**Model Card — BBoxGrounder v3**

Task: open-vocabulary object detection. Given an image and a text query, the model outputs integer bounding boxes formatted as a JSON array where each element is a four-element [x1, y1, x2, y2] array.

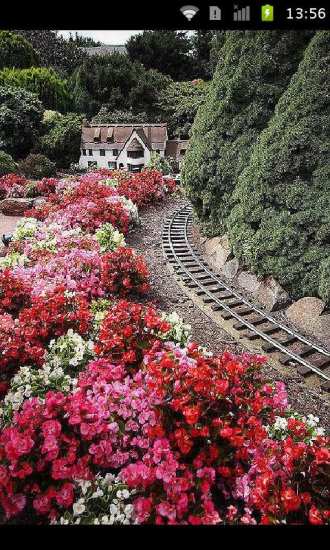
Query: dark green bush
[[182, 31, 312, 236], [38, 113, 83, 168], [18, 153, 56, 179], [0, 86, 44, 157], [0, 151, 16, 176], [228, 32, 330, 305], [0, 67, 72, 112], [0, 31, 39, 70]]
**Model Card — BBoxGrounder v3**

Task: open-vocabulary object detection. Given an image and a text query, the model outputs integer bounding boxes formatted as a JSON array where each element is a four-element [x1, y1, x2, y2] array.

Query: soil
[[127, 193, 330, 430]]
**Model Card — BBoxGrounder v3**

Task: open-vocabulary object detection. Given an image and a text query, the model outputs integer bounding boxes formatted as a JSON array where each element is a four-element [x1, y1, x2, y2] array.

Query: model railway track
[[162, 204, 330, 392]]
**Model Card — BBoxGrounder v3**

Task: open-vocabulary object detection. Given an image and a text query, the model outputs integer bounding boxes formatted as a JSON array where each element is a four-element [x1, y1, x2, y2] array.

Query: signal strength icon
[[180, 5, 199, 21]]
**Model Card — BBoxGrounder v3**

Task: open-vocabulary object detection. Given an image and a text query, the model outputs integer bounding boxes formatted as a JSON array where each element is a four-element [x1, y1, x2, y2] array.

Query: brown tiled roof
[[82, 124, 167, 147]]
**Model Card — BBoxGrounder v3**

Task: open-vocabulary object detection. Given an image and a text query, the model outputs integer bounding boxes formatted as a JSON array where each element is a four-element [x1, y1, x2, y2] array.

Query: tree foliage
[[228, 32, 330, 304], [69, 53, 171, 118], [0, 67, 72, 112], [92, 108, 149, 125], [0, 31, 39, 70], [0, 151, 16, 176], [14, 30, 84, 77], [182, 31, 312, 236], [68, 32, 102, 47], [126, 31, 194, 80], [158, 80, 210, 139], [0, 86, 44, 158], [18, 153, 56, 179], [38, 112, 83, 168]]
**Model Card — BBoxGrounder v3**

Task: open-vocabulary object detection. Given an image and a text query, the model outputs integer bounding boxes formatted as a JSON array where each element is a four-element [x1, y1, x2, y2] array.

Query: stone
[[204, 234, 231, 270], [32, 197, 46, 208], [286, 297, 330, 346], [237, 270, 261, 294], [222, 258, 240, 280], [287, 297, 325, 324], [256, 276, 290, 311], [0, 198, 33, 216]]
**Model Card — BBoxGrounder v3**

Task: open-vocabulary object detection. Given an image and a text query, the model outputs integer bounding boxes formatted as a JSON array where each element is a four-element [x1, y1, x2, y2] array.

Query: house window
[[89, 149, 93, 156], [82, 149, 86, 156], [108, 161, 117, 169], [128, 163, 144, 173], [112, 149, 118, 156], [88, 161, 97, 168], [100, 149, 105, 156], [127, 150, 144, 159]]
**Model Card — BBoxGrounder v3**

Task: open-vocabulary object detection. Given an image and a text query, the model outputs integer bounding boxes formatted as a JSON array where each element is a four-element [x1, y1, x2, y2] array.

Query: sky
[[58, 30, 142, 45]]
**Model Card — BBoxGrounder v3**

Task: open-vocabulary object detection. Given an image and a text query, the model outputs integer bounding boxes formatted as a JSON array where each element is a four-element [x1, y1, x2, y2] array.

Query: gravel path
[[127, 194, 330, 430]]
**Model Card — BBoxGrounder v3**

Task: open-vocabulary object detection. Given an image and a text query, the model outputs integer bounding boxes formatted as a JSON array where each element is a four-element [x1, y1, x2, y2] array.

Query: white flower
[[73, 502, 86, 516]]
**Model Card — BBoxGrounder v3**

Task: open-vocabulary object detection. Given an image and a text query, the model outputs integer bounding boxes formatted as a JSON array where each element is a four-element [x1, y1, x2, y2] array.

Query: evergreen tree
[[0, 86, 44, 158], [182, 31, 312, 236], [0, 31, 39, 70], [0, 67, 71, 112], [228, 32, 330, 304]]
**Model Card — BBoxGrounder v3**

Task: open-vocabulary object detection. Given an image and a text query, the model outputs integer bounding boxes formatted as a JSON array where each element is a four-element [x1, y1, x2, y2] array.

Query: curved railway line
[[162, 204, 330, 393]]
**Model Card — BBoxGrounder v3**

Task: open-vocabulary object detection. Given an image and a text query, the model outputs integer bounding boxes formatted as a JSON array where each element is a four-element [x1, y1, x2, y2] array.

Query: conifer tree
[[182, 31, 312, 236], [228, 32, 330, 304]]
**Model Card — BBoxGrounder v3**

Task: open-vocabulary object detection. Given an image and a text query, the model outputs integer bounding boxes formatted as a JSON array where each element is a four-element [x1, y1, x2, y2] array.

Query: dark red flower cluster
[[118, 170, 176, 207], [101, 247, 150, 296], [0, 270, 31, 315], [0, 288, 92, 375], [94, 299, 171, 366]]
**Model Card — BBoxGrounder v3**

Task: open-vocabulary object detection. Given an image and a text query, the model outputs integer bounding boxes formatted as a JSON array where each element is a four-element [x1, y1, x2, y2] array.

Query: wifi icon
[[180, 5, 200, 21]]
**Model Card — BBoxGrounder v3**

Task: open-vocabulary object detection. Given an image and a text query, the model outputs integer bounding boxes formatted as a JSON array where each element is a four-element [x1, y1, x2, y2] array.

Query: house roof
[[81, 124, 168, 148], [81, 45, 127, 57]]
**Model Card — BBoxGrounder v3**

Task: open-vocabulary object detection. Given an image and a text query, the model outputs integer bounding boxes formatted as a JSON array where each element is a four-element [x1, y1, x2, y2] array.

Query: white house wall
[[79, 130, 156, 171]]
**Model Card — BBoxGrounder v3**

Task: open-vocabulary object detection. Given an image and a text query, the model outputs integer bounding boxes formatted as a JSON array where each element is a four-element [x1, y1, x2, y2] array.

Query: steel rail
[[162, 204, 330, 384]]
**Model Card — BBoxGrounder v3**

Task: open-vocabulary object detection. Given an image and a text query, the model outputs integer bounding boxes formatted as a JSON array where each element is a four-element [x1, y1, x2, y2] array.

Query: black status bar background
[[0, 0, 330, 30]]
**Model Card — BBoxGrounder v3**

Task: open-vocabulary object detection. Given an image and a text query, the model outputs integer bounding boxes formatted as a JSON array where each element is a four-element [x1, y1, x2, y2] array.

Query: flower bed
[[0, 169, 329, 525]]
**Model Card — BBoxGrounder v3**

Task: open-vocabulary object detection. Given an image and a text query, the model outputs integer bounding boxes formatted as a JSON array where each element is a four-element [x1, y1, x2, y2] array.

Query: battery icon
[[261, 4, 274, 21]]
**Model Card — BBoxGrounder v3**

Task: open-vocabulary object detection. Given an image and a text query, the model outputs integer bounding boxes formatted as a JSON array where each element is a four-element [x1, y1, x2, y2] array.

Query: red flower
[[281, 488, 301, 513]]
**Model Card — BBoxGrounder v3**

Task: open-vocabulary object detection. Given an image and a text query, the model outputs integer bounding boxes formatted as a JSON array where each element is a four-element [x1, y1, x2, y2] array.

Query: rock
[[286, 298, 330, 346], [237, 271, 261, 294], [222, 258, 240, 280], [256, 276, 290, 311], [0, 198, 33, 216], [32, 197, 46, 208], [287, 297, 325, 324], [204, 234, 231, 270]]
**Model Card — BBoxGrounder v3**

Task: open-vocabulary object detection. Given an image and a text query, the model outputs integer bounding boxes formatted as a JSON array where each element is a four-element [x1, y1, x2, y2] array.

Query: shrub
[[228, 32, 330, 304], [146, 152, 171, 176], [0, 31, 39, 70], [0, 67, 72, 112], [182, 31, 312, 236], [319, 258, 330, 305], [18, 154, 56, 179], [39, 113, 83, 168], [0, 86, 44, 158], [0, 151, 16, 177]]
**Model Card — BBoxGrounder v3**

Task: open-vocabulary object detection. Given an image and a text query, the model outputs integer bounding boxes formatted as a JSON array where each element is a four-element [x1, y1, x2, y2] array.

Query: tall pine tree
[[182, 31, 312, 236], [228, 32, 330, 304]]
